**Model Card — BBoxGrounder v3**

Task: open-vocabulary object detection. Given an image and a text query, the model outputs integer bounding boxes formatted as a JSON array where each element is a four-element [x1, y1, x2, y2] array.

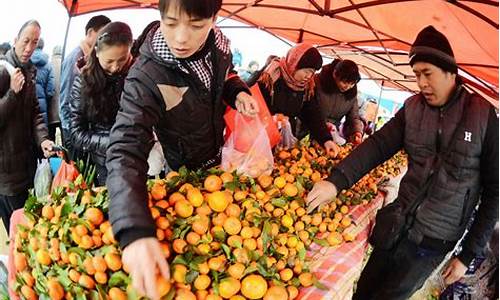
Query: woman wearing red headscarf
[[256, 43, 338, 155]]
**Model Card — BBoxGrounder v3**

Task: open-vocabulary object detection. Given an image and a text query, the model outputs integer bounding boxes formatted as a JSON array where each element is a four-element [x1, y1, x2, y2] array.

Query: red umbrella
[[57, 0, 498, 103]]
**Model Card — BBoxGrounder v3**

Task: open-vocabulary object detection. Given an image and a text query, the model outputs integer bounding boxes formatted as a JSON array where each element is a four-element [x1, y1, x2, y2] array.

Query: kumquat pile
[[12, 141, 406, 300]]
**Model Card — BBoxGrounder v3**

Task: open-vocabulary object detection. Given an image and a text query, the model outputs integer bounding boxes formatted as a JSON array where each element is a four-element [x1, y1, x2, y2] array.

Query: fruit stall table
[[8, 194, 385, 300], [299, 192, 384, 300]]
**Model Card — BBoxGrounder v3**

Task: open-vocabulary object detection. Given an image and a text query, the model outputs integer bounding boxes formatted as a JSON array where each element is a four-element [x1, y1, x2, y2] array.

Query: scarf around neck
[[260, 43, 316, 100]]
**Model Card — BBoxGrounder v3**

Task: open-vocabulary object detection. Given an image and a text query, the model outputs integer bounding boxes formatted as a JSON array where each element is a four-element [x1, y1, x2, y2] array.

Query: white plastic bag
[[34, 159, 52, 198], [327, 122, 346, 145], [221, 113, 274, 178], [274, 114, 298, 150], [147, 133, 166, 176]]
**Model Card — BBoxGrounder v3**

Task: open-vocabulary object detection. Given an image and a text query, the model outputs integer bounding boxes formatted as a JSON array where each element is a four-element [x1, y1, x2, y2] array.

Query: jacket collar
[[6, 48, 34, 72]]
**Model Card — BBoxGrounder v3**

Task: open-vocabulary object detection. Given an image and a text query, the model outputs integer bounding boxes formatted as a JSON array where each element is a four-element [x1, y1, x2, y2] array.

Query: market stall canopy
[[58, 0, 499, 104]]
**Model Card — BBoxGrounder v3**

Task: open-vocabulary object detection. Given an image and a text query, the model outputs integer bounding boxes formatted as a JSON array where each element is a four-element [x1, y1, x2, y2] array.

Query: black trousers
[[0, 191, 28, 233], [353, 236, 447, 300]]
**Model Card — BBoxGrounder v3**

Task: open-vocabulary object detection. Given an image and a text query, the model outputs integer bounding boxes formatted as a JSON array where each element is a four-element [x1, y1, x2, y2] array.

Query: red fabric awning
[[58, 0, 499, 103]]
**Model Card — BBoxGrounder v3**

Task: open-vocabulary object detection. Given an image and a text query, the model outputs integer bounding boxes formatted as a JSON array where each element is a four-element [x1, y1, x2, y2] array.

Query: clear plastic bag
[[274, 114, 298, 150], [34, 159, 52, 198], [221, 113, 274, 178]]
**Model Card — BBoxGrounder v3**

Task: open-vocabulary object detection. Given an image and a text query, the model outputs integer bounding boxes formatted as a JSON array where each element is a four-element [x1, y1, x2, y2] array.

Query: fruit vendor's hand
[[306, 180, 338, 213], [122, 237, 170, 300], [324, 140, 340, 158], [350, 132, 363, 145], [235, 92, 259, 116], [10, 68, 25, 94], [442, 257, 468, 285], [41, 140, 55, 158]]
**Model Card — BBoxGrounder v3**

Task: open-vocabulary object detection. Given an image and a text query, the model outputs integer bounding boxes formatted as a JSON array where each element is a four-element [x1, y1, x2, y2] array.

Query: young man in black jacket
[[106, 1, 258, 299], [307, 26, 498, 300]]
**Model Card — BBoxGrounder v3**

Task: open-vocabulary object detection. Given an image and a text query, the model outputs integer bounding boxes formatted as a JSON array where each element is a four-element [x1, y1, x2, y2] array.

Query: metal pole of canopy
[[61, 16, 73, 62], [374, 80, 384, 131], [61, 0, 78, 63]]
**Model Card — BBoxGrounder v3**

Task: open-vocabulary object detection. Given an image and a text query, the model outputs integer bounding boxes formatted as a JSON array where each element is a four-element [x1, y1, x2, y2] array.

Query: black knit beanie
[[409, 25, 458, 74], [296, 47, 323, 70]]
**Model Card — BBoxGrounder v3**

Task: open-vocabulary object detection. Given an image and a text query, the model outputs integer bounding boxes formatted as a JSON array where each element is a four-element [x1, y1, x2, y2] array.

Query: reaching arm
[[328, 106, 406, 191], [106, 75, 161, 249]]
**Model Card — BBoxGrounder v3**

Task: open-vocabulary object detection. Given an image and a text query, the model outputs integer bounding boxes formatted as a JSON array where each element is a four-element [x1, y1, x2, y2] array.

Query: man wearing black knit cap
[[306, 25, 498, 299]]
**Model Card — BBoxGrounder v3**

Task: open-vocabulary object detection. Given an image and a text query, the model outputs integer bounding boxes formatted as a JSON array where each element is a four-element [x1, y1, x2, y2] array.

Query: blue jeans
[[353, 236, 447, 300]]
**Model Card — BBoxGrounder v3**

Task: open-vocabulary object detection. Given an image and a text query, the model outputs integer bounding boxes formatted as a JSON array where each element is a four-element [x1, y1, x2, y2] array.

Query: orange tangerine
[[263, 285, 288, 300], [225, 203, 241, 217], [298, 272, 314, 287], [220, 172, 234, 184], [241, 275, 268, 299], [207, 191, 229, 212], [104, 252, 122, 271], [85, 207, 104, 226], [157, 275, 171, 297], [204, 175, 223, 192], [287, 286, 299, 299], [108, 287, 127, 300], [151, 182, 167, 200], [173, 239, 188, 254], [257, 174, 273, 189], [279, 268, 293, 281], [175, 199, 194, 218], [187, 188, 204, 207], [219, 277, 241, 299], [173, 264, 187, 283], [223, 217, 242, 235], [186, 232, 201, 245], [194, 274, 211, 290], [283, 183, 298, 197], [227, 263, 245, 279]]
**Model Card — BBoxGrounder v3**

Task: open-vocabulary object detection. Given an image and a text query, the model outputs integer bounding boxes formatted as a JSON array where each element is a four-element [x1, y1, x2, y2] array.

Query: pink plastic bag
[[221, 113, 274, 178]]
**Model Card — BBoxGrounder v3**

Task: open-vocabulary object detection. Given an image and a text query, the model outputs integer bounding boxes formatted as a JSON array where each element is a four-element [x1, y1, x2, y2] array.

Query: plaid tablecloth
[[299, 193, 384, 300]]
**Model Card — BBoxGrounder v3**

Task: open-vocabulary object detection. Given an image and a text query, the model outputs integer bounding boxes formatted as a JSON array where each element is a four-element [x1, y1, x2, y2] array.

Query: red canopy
[[58, 0, 499, 103]]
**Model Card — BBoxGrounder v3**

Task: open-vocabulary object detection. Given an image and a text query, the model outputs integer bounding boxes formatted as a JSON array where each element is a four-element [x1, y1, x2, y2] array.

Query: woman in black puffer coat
[[69, 22, 133, 186]]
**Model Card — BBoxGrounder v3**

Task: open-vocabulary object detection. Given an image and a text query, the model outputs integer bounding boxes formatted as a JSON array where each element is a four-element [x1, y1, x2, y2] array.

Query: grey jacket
[[329, 85, 498, 265], [313, 74, 363, 137]]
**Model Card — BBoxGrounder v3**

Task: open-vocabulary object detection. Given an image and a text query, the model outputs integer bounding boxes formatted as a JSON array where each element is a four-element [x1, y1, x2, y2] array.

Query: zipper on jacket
[[177, 139, 185, 162], [436, 108, 444, 153], [460, 189, 470, 226]]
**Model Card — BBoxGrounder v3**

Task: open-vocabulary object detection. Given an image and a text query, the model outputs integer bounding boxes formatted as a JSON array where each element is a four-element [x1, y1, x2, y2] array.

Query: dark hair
[[0, 42, 11, 55], [131, 20, 160, 58], [81, 22, 132, 122], [85, 15, 111, 35], [52, 45, 62, 56], [36, 38, 44, 50], [319, 59, 357, 97], [17, 20, 41, 38], [248, 60, 259, 68], [159, 0, 222, 19], [333, 59, 360, 83]]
